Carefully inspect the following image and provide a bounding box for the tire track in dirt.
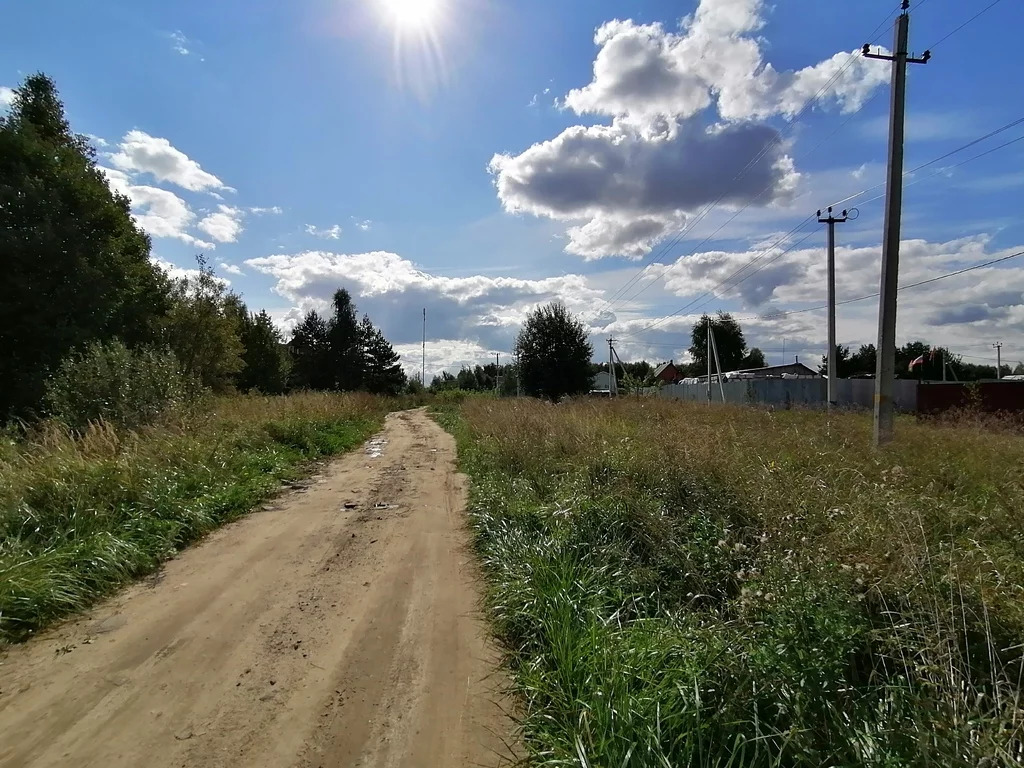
[0,409,515,768]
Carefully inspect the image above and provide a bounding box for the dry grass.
[442,397,1024,766]
[0,392,393,643]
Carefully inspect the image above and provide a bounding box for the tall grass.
[439,398,1024,766]
[0,392,392,644]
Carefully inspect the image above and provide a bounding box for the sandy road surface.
[0,409,514,768]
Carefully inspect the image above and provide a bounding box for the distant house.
[725,361,820,379]
[591,370,613,393]
[653,361,681,384]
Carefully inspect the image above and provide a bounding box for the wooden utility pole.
[495,352,500,393]
[994,342,1003,379]
[817,206,848,410]
[421,308,426,386]
[864,1,930,446]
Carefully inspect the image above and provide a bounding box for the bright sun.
[379,0,441,29]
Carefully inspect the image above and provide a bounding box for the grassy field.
[0,392,393,644]
[439,397,1024,767]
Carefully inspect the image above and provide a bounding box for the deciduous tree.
[515,302,593,401]
[689,313,747,374]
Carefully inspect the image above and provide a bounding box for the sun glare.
[379,0,442,30]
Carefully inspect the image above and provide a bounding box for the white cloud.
[0,86,15,108]
[218,262,244,276]
[198,204,244,243]
[490,120,799,260]
[152,257,228,284]
[305,223,343,240]
[244,250,603,361]
[250,206,283,215]
[110,130,229,193]
[352,218,372,231]
[99,166,215,250]
[168,31,199,58]
[490,0,888,259]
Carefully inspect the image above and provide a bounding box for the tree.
[358,315,407,395]
[0,73,170,418]
[237,310,291,394]
[689,313,747,375]
[326,289,363,391]
[289,310,332,390]
[849,344,877,376]
[163,258,244,393]
[740,347,766,369]
[515,302,593,401]
[1014,362,1024,376]
[430,371,458,392]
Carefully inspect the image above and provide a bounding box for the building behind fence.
[657,377,919,411]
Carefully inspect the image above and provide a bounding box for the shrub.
[45,340,202,431]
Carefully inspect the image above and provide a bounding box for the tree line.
[0,73,405,424]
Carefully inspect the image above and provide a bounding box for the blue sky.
[3,0,1023,376]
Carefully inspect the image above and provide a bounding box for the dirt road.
[0,409,514,767]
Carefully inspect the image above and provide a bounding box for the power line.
[927,0,1006,50]
[623,248,1024,340]
[590,3,905,318]
[618,117,1024,339]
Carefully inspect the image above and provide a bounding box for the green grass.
[438,398,1024,767]
[0,392,392,644]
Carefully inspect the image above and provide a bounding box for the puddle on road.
[365,437,387,459]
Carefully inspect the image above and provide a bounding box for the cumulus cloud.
[244,250,604,359]
[198,204,244,243]
[305,224,343,240]
[0,86,15,107]
[490,120,798,259]
[100,166,215,249]
[218,262,244,276]
[110,130,230,193]
[601,235,1024,363]
[564,4,887,126]
[352,218,372,231]
[490,0,888,259]
[170,31,191,56]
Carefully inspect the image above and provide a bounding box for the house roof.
[730,362,819,376]
[652,361,677,377]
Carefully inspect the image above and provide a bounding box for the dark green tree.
[358,315,407,395]
[819,344,852,377]
[163,257,244,393]
[0,73,170,418]
[740,347,766,369]
[289,310,332,390]
[430,371,458,392]
[456,368,479,391]
[326,289,363,391]
[849,344,877,376]
[689,313,748,375]
[515,302,593,401]
[237,310,290,394]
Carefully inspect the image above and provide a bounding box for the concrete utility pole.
[706,317,713,404]
[421,308,426,387]
[817,206,848,410]
[709,324,726,402]
[864,1,930,447]
[994,342,1003,379]
[495,353,500,393]
[607,337,617,397]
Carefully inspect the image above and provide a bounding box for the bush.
[45,340,202,430]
